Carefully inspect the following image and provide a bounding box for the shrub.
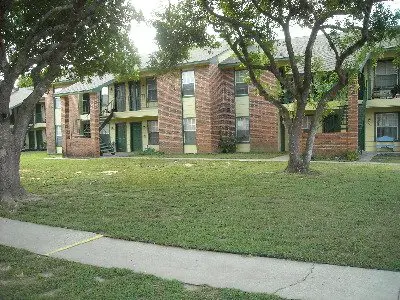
[138,148,164,156]
[218,135,236,153]
[312,151,359,161]
[345,151,359,161]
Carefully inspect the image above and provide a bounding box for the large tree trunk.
[0,123,26,204]
[286,102,310,173]
[286,122,309,173]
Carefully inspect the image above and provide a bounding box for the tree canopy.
[151,0,399,172]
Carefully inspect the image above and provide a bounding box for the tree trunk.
[302,126,318,172]
[286,122,309,173]
[285,102,310,173]
[0,122,26,204]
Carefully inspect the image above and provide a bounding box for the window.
[235,70,249,96]
[147,78,157,102]
[302,115,314,130]
[53,87,63,109]
[376,113,398,140]
[55,125,62,146]
[82,93,90,114]
[129,81,141,110]
[54,96,61,109]
[236,117,250,143]
[81,121,91,138]
[182,71,195,96]
[148,120,159,145]
[323,113,341,133]
[114,83,126,112]
[375,60,398,90]
[183,118,196,145]
[35,103,44,123]
[101,86,109,114]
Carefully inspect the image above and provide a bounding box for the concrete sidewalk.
[0,217,399,300]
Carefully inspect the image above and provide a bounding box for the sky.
[129,0,400,55]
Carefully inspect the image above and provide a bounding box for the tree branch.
[281,21,302,96]
[228,33,292,126]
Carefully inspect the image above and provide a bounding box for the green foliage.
[218,135,237,153]
[312,150,360,162]
[149,0,219,71]
[1,0,141,84]
[138,148,165,156]
[345,151,360,161]
[17,75,33,88]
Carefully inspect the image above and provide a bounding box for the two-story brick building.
[44,36,397,158]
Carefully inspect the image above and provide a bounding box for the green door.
[35,103,43,123]
[115,83,126,112]
[130,122,142,152]
[36,130,44,150]
[28,131,35,150]
[115,123,127,152]
[129,81,141,111]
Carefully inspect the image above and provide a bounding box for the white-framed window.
[53,87,63,109]
[148,120,159,145]
[235,70,249,96]
[302,115,314,130]
[183,118,196,145]
[375,60,397,90]
[55,125,62,146]
[236,117,250,143]
[82,93,90,114]
[182,70,195,96]
[376,113,398,140]
[54,97,61,109]
[147,77,157,102]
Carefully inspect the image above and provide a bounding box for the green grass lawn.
[0,245,280,300]
[1,152,400,271]
[134,151,284,160]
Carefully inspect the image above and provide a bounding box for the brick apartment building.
[38,36,398,157]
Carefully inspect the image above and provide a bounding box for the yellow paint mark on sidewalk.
[45,234,103,256]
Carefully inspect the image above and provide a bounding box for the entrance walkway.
[0,218,399,299]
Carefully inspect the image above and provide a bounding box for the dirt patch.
[40,272,53,278]
[40,289,61,297]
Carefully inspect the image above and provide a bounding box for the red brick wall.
[158,71,183,153]
[249,71,280,152]
[66,137,99,157]
[302,81,359,156]
[45,89,55,154]
[62,93,100,157]
[195,65,214,153]
[89,93,100,157]
[212,67,236,151]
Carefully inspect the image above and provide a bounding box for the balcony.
[29,113,46,128]
[366,85,400,108]
[111,95,158,119]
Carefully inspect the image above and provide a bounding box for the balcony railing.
[35,113,45,123]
